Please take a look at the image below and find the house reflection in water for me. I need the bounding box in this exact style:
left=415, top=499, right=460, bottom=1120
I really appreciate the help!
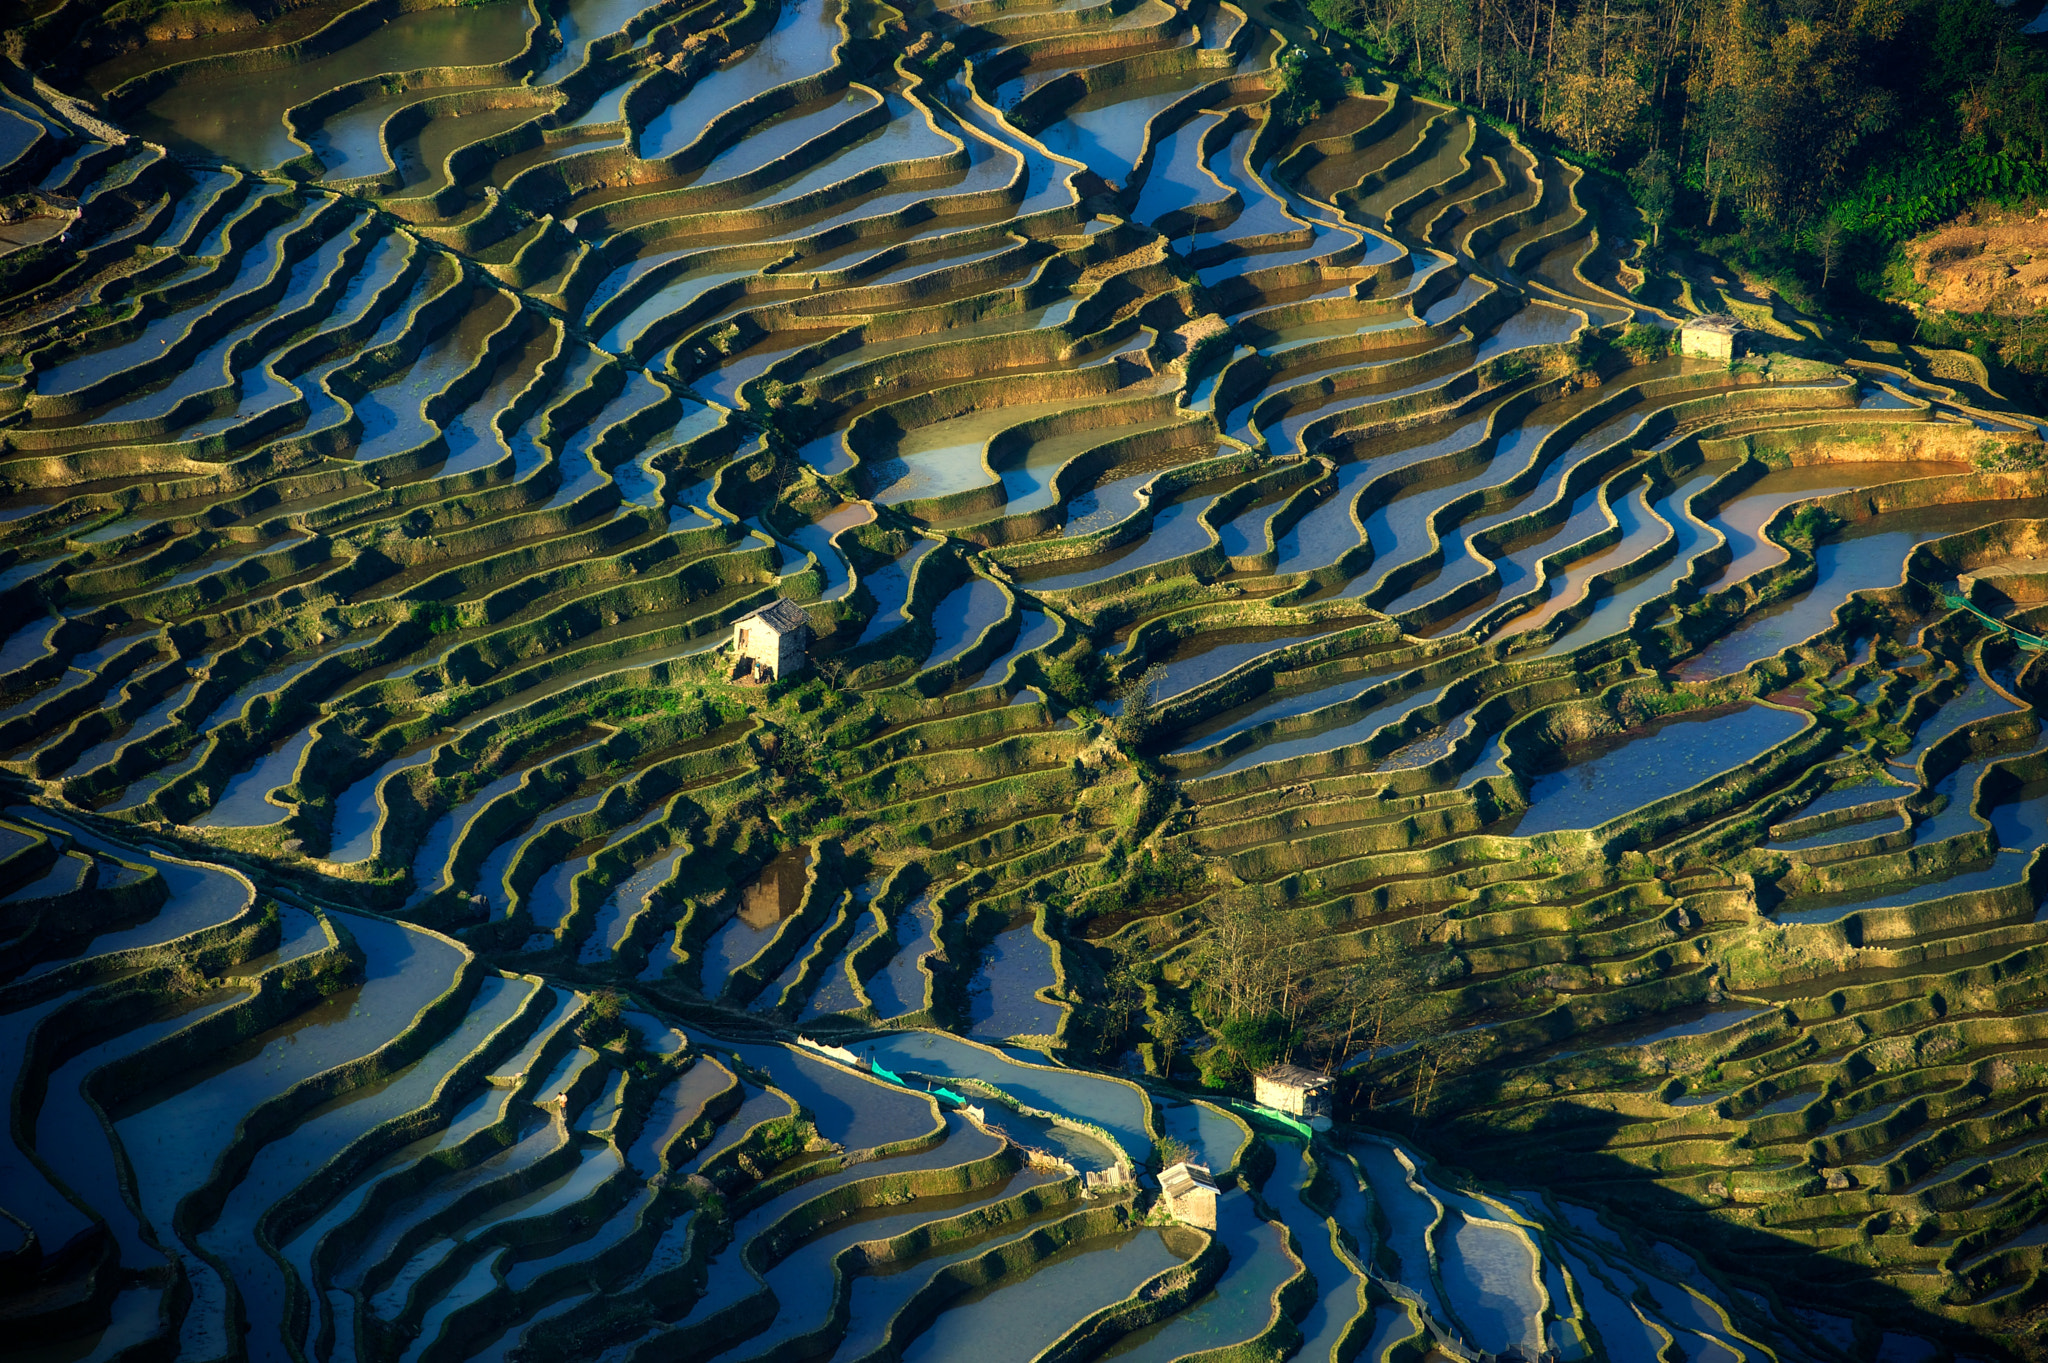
left=739, top=847, right=811, bottom=930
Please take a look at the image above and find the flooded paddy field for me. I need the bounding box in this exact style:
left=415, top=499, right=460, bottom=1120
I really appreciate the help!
left=0, top=0, right=2045, bottom=1356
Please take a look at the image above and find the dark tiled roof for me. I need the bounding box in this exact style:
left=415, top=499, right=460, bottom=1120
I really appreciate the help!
left=1256, top=1063, right=1333, bottom=1091
left=739, top=598, right=810, bottom=635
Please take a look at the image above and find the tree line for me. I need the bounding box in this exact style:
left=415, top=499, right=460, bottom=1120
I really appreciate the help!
left=1308, top=0, right=2048, bottom=270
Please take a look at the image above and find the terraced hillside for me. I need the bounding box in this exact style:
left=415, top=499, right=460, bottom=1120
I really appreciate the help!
left=4, top=0, right=2048, bottom=1357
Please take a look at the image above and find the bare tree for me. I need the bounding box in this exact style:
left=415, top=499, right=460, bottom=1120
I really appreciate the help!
left=1195, top=889, right=1283, bottom=1021
left=1411, top=1029, right=1488, bottom=1125
left=1324, top=933, right=1433, bottom=1071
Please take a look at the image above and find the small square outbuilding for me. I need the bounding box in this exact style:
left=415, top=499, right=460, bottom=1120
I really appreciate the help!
left=1158, top=1160, right=1218, bottom=1230
left=1253, top=1063, right=1335, bottom=1121
left=731, top=598, right=810, bottom=682
left=1679, top=314, right=1744, bottom=363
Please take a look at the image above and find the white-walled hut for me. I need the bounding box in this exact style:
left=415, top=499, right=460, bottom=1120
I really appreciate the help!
left=731, top=598, right=810, bottom=682
left=1679, top=314, right=1744, bottom=363
left=1158, top=1160, right=1218, bottom=1230
left=1254, top=1063, right=1334, bottom=1121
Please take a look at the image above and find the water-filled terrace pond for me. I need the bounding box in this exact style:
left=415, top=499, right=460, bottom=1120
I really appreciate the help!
left=965, top=917, right=1062, bottom=1039
left=1681, top=493, right=2048, bottom=679
left=135, top=3, right=535, bottom=167
left=861, top=1031, right=1152, bottom=1158
left=1513, top=704, right=1807, bottom=836
left=697, top=845, right=813, bottom=995
left=901, top=1227, right=1187, bottom=1363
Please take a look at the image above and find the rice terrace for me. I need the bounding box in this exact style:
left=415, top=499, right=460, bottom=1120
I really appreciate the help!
left=9, top=0, right=2048, bottom=1357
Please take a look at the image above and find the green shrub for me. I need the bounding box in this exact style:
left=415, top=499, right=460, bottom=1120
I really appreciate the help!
left=579, top=987, right=630, bottom=1047
left=1039, top=646, right=1097, bottom=710
left=1273, top=47, right=1343, bottom=133
left=1618, top=323, right=1671, bottom=361
left=1489, top=353, right=1534, bottom=384
left=1782, top=505, right=1841, bottom=548
left=755, top=1115, right=808, bottom=1162
left=1572, top=330, right=1616, bottom=371
left=1196, top=1045, right=1245, bottom=1089
left=1128, top=842, right=1200, bottom=899
left=412, top=600, right=461, bottom=635
left=1218, top=1012, right=1299, bottom=1073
